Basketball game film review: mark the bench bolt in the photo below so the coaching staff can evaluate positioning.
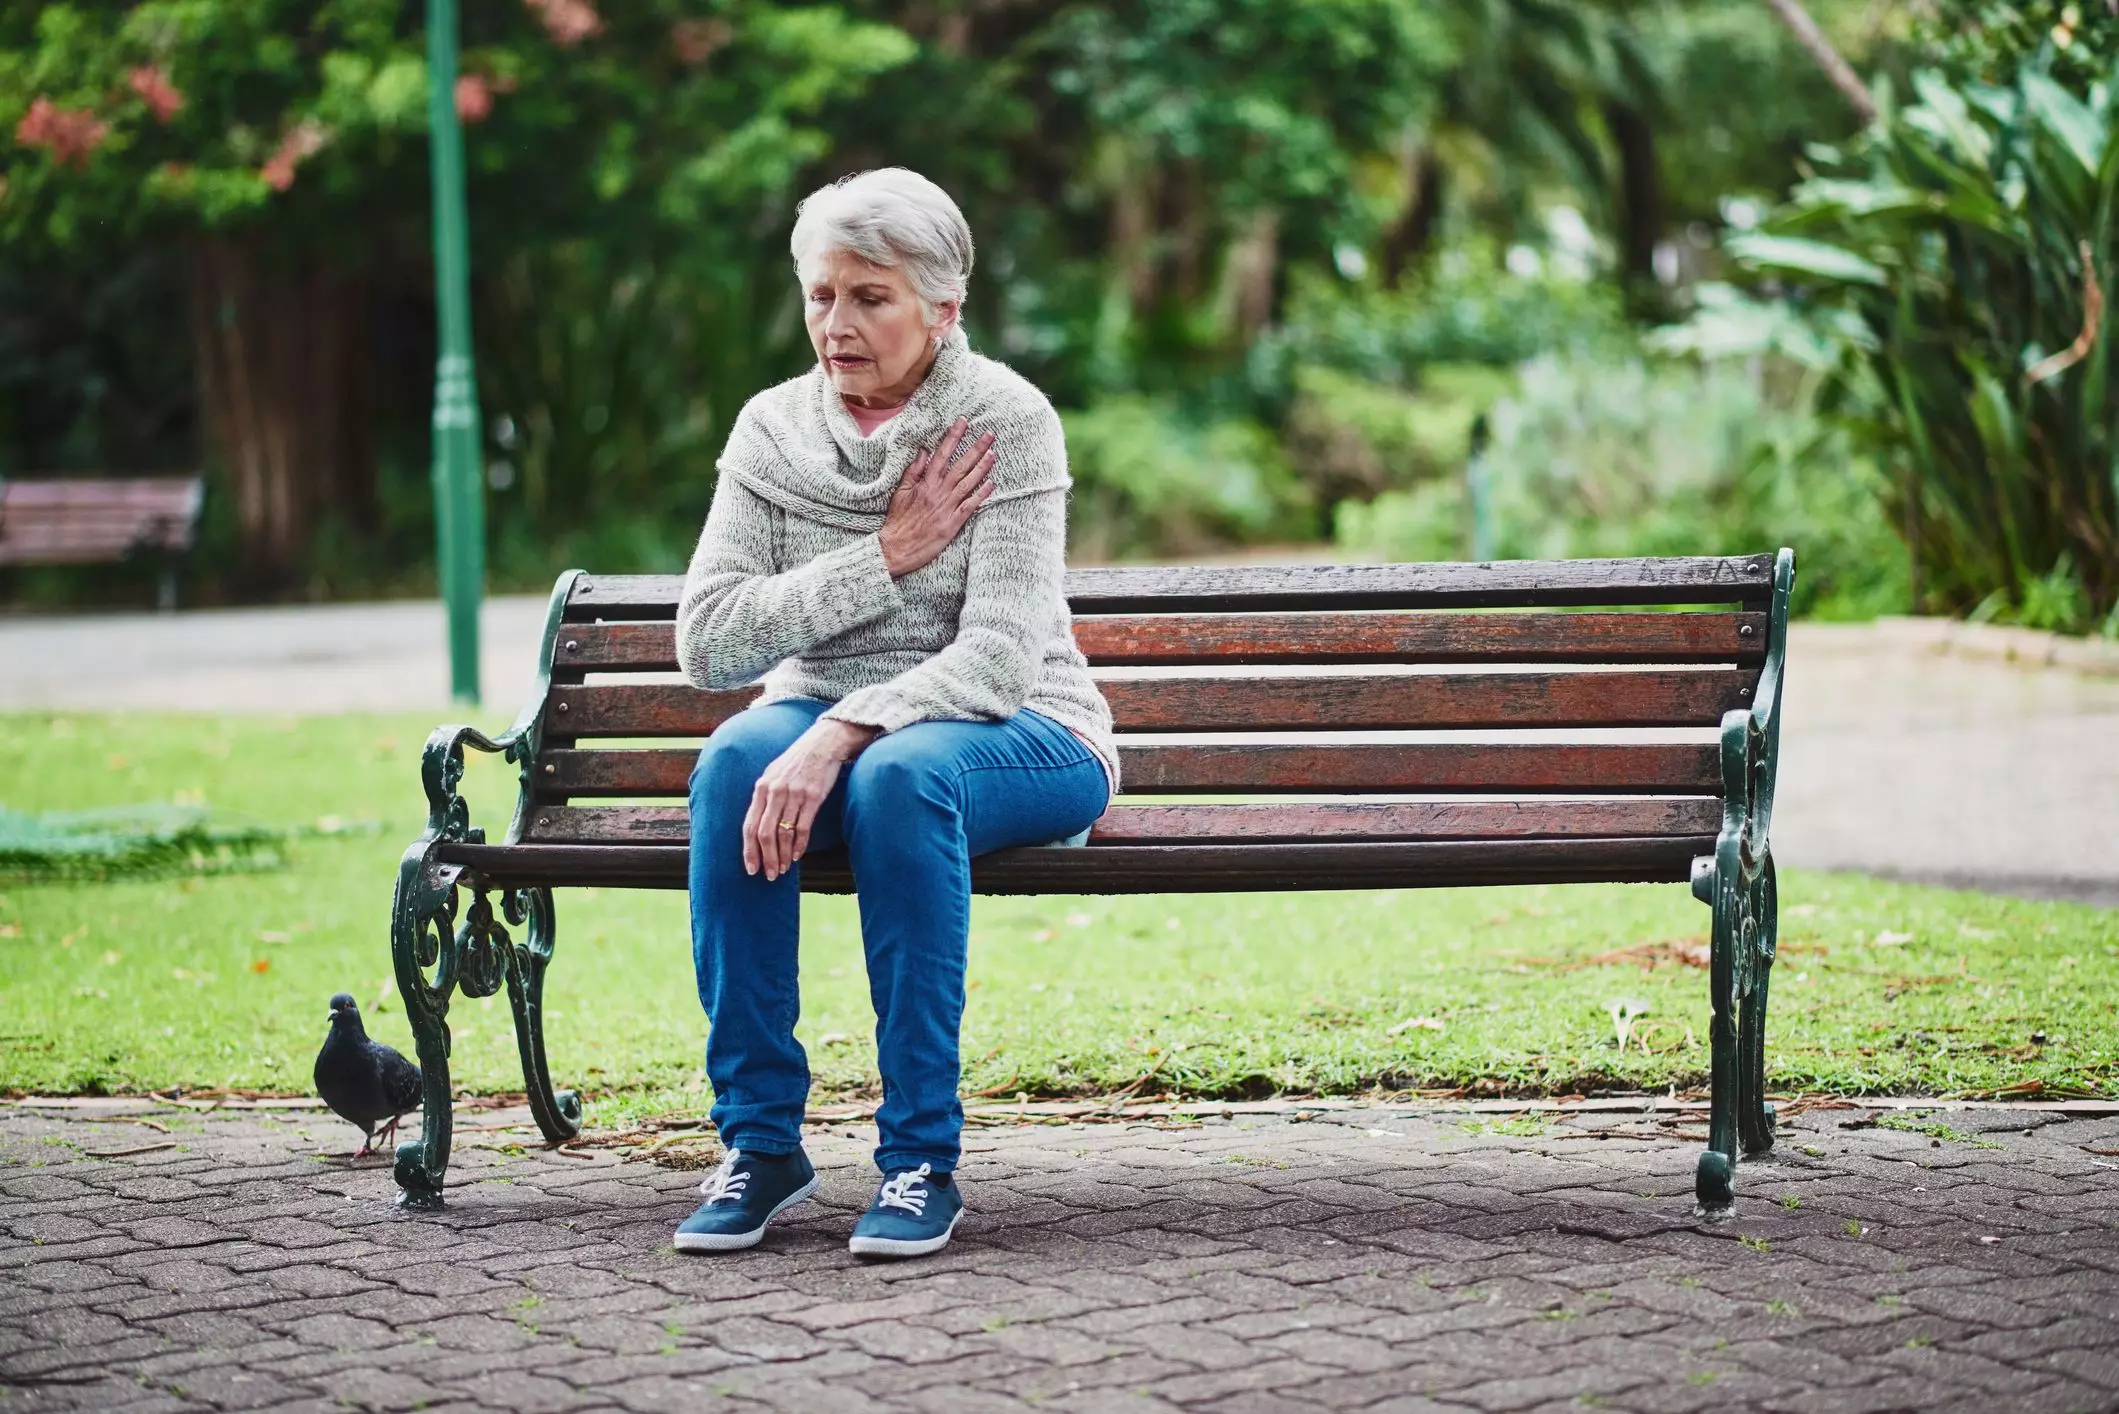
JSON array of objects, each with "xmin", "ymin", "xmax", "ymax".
[{"xmin": 1738, "ymin": 624, "xmax": 1755, "ymax": 637}]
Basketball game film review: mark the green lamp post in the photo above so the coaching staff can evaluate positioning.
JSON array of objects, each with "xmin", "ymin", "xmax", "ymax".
[{"xmin": 426, "ymin": 0, "xmax": 483, "ymax": 706}]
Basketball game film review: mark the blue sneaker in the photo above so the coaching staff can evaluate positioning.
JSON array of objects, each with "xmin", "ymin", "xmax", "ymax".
[
  {"xmin": 674, "ymin": 1147, "xmax": 819, "ymax": 1253},
  {"xmin": 848, "ymin": 1163, "xmax": 963, "ymax": 1259}
]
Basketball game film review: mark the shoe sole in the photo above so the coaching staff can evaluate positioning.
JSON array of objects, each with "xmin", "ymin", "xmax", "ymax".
[
  {"xmin": 673, "ymin": 1174, "xmax": 821, "ymax": 1253},
  {"xmin": 847, "ymin": 1206, "xmax": 963, "ymax": 1260}
]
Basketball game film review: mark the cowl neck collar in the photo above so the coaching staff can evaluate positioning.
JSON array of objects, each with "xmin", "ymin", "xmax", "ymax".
[{"xmin": 722, "ymin": 329, "xmax": 972, "ymax": 532}]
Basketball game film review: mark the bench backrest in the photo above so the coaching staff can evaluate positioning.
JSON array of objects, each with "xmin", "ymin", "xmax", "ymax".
[
  {"xmin": 503, "ymin": 554, "xmax": 1781, "ymax": 858},
  {"xmin": 0, "ymin": 477, "xmax": 204, "ymax": 567}
]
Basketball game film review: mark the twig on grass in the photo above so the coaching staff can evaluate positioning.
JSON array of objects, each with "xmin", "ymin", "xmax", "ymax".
[{"xmin": 86, "ymin": 1142, "xmax": 177, "ymax": 1158}]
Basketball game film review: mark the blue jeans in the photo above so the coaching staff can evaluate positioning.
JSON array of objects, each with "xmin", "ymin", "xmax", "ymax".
[{"xmin": 689, "ymin": 697, "xmax": 1110, "ymax": 1174}]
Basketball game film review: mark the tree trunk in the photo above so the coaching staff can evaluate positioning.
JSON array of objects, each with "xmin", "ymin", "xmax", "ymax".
[
  {"xmin": 1381, "ymin": 143, "xmax": 1444, "ymax": 288},
  {"xmin": 187, "ymin": 238, "xmax": 374, "ymax": 586},
  {"xmin": 1605, "ymin": 100, "xmax": 1665, "ymax": 315},
  {"xmin": 1760, "ymin": 0, "xmax": 1876, "ymax": 124}
]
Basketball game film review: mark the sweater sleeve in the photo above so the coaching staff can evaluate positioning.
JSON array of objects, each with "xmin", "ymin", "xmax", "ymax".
[
  {"xmin": 820, "ymin": 475, "xmax": 1068, "ymax": 733},
  {"xmin": 676, "ymin": 474, "xmax": 903, "ymax": 692}
]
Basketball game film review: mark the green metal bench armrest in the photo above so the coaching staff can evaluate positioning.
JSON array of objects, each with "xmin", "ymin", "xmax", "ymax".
[{"xmin": 414, "ymin": 570, "xmax": 584, "ymax": 851}]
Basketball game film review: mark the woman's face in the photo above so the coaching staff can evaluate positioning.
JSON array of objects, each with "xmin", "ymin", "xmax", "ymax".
[{"xmin": 802, "ymin": 248, "xmax": 956, "ymax": 407}]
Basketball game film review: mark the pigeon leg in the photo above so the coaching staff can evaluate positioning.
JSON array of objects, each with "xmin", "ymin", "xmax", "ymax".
[
  {"xmin": 353, "ymin": 1128, "xmax": 375, "ymax": 1160},
  {"xmin": 377, "ymin": 1113, "xmax": 402, "ymax": 1153}
]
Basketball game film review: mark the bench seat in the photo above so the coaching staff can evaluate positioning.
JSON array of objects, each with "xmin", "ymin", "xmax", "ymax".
[{"xmin": 387, "ymin": 550, "xmax": 1793, "ymax": 1218}]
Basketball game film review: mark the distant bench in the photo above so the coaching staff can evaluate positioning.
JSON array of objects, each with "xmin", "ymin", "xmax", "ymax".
[
  {"xmin": 386, "ymin": 550, "xmax": 1793, "ymax": 1215},
  {"xmin": 0, "ymin": 476, "xmax": 204, "ymax": 609}
]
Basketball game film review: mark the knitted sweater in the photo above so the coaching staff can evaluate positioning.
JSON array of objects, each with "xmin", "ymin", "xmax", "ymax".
[{"xmin": 676, "ymin": 330, "xmax": 1120, "ymax": 794}]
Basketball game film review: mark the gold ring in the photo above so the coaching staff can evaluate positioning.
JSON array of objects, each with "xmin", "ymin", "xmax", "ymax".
[{"xmin": 776, "ymin": 821, "xmax": 796, "ymax": 831}]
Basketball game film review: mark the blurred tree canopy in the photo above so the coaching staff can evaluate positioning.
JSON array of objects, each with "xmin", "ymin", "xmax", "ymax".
[{"xmin": 0, "ymin": 0, "xmax": 1903, "ymax": 598}]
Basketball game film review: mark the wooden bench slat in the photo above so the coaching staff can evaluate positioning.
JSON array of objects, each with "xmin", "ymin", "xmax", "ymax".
[
  {"xmin": 442, "ymin": 834, "xmax": 1711, "ymax": 892},
  {"xmin": 0, "ymin": 478, "xmax": 202, "ymax": 510},
  {"xmin": 552, "ymin": 622, "xmax": 681, "ymax": 671},
  {"xmin": 0, "ymin": 477, "xmax": 204, "ymax": 568},
  {"xmin": 546, "ymin": 670, "xmax": 1756, "ymax": 738},
  {"xmin": 1073, "ymin": 611, "xmax": 1768, "ymax": 664},
  {"xmin": 538, "ymin": 741, "xmax": 1722, "ymax": 798},
  {"xmin": 548, "ymin": 612, "xmax": 1768, "ymax": 674},
  {"xmin": 561, "ymin": 556, "xmax": 1776, "ymax": 620},
  {"xmin": 523, "ymin": 797, "xmax": 1725, "ymax": 845}
]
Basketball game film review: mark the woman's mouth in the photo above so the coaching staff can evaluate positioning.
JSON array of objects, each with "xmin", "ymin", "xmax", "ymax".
[{"xmin": 828, "ymin": 354, "xmax": 871, "ymax": 369}]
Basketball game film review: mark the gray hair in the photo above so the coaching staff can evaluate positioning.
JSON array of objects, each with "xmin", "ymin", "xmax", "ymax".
[{"xmin": 790, "ymin": 168, "xmax": 974, "ymax": 316}]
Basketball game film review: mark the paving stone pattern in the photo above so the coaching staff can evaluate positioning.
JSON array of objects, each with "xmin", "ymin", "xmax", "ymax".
[{"xmin": 3, "ymin": 1102, "xmax": 2116, "ymax": 1414}]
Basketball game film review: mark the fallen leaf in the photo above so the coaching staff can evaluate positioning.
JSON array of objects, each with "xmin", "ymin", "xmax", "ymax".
[
  {"xmin": 1386, "ymin": 1016, "xmax": 1446, "ymax": 1036},
  {"xmin": 1606, "ymin": 998, "xmax": 1651, "ymax": 1052},
  {"xmin": 101, "ymin": 949, "xmax": 122, "ymax": 966},
  {"xmin": 0, "ymin": 923, "xmax": 21, "ymax": 939},
  {"xmin": 257, "ymin": 929, "xmax": 291, "ymax": 944},
  {"xmin": 1554, "ymin": 938, "xmax": 1709, "ymax": 971},
  {"xmin": 1873, "ymin": 930, "xmax": 1915, "ymax": 947},
  {"xmin": 249, "ymin": 958, "xmax": 271, "ymax": 975},
  {"xmin": 817, "ymin": 1032, "xmax": 854, "ymax": 1047}
]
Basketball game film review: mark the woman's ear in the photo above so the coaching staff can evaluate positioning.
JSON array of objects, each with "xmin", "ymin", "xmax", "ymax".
[{"xmin": 930, "ymin": 298, "xmax": 961, "ymax": 343}]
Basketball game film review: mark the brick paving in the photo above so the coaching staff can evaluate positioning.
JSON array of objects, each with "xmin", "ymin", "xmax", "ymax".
[{"xmin": 4, "ymin": 1101, "xmax": 2116, "ymax": 1413}]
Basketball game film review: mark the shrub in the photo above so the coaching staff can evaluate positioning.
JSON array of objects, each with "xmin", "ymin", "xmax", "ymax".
[
  {"xmin": 1710, "ymin": 60, "xmax": 2117, "ymax": 631},
  {"xmin": 1334, "ymin": 353, "xmax": 1906, "ymax": 620},
  {"xmin": 1059, "ymin": 397, "xmax": 1310, "ymax": 561}
]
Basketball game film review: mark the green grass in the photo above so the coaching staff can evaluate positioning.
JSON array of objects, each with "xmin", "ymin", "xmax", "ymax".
[{"xmin": 2, "ymin": 712, "xmax": 2114, "ymax": 1127}]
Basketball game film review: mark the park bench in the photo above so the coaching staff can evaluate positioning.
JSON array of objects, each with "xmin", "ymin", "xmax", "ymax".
[
  {"xmin": 0, "ymin": 476, "xmax": 204, "ymax": 610},
  {"xmin": 389, "ymin": 549, "xmax": 1792, "ymax": 1214}
]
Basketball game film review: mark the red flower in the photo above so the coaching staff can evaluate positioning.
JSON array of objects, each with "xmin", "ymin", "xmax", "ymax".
[
  {"xmin": 524, "ymin": 0, "xmax": 603, "ymax": 47},
  {"xmin": 260, "ymin": 121, "xmax": 326, "ymax": 193},
  {"xmin": 455, "ymin": 73, "xmax": 494, "ymax": 123},
  {"xmin": 670, "ymin": 18, "xmax": 732, "ymax": 65},
  {"xmin": 15, "ymin": 96, "xmax": 109, "ymax": 168},
  {"xmin": 128, "ymin": 65, "xmax": 184, "ymax": 123}
]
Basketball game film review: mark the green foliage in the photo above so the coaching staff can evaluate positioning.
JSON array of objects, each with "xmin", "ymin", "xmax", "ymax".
[
  {"xmin": 0, "ymin": 804, "xmax": 282, "ymax": 883},
  {"xmin": 1060, "ymin": 397, "xmax": 1308, "ymax": 560},
  {"xmin": 1712, "ymin": 55, "xmax": 2118, "ymax": 629},
  {"xmin": 1335, "ymin": 353, "xmax": 1908, "ymax": 619},
  {"xmin": 0, "ymin": 0, "xmax": 1926, "ymax": 590}
]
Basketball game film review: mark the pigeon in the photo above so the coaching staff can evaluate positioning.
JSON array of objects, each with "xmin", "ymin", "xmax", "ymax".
[{"xmin": 314, "ymin": 993, "xmax": 422, "ymax": 1159}]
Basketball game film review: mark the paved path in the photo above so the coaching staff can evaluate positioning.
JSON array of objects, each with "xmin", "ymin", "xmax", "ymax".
[
  {"xmin": 4, "ymin": 1101, "xmax": 2117, "ymax": 1414},
  {"xmin": 5, "ymin": 600, "xmax": 2117, "ymax": 902}
]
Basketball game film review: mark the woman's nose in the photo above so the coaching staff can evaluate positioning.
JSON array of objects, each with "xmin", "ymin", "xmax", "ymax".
[{"xmin": 823, "ymin": 298, "xmax": 857, "ymax": 339}]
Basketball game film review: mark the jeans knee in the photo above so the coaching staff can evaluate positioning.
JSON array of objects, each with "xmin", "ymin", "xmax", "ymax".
[
  {"xmin": 845, "ymin": 735, "xmax": 956, "ymax": 822},
  {"xmin": 692, "ymin": 708, "xmax": 802, "ymax": 808}
]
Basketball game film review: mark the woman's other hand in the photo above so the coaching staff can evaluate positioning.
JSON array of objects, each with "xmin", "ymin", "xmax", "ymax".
[
  {"xmin": 878, "ymin": 417, "xmax": 996, "ymax": 577},
  {"xmin": 742, "ymin": 718, "xmax": 880, "ymax": 880}
]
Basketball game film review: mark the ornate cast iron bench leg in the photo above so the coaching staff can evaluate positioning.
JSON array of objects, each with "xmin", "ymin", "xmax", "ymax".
[
  {"xmin": 1692, "ymin": 847, "xmax": 1778, "ymax": 1214},
  {"xmin": 1692, "ymin": 547, "xmax": 1793, "ymax": 1215},
  {"xmin": 505, "ymin": 886, "xmax": 583, "ymax": 1146},
  {"xmin": 388, "ymin": 575, "xmax": 585, "ymax": 1208},
  {"xmin": 1738, "ymin": 856, "xmax": 1779, "ymax": 1159},
  {"xmin": 390, "ymin": 848, "xmax": 461, "ymax": 1210}
]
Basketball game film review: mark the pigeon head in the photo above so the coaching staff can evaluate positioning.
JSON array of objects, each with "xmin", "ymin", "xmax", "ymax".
[{"xmin": 327, "ymin": 992, "xmax": 362, "ymax": 1028}]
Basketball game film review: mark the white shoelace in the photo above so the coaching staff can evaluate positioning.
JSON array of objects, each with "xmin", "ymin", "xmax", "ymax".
[
  {"xmin": 699, "ymin": 1148, "xmax": 751, "ymax": 1204},
  {"xmin": 876, "ymin": 1163, "xmax": 933, "ymax": 1215}
]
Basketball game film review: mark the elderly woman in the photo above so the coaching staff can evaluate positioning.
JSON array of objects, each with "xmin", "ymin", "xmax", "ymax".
[{"xmin": 672, "ymin": 169, "xmax": 1118, "ymax": 1260}]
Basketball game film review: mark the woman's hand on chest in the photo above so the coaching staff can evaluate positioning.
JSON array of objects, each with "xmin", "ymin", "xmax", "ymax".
[
  {"xmin": 742, "ymin": 717, "xmax": 881, "ymax": 880},
  {"xmin": 878, "ymin": 417, "xmax": 996, "ymax": 577}
]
